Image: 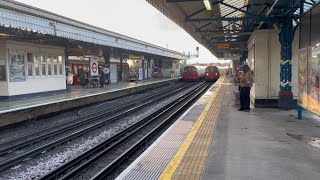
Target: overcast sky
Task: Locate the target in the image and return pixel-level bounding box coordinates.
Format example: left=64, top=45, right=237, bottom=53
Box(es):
left=15, top=0, right=221, bottom=63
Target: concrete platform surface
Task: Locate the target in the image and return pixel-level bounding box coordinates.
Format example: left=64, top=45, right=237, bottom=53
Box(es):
left=0, top=78, right=179, bottom=113
left=203, top=83, right=320, bottom=180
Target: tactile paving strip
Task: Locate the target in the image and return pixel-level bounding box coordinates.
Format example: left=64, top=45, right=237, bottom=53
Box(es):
left=171, top=83, right=225, bottom=180
left=116, top=79, right=224, bottom=180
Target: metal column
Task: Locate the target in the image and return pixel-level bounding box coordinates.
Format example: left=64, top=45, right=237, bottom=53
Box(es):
left=64, top=47, right=70, bottom=90
left=278, top=13, right=294, bottom=108
left=120, top=55, right=123, bottom=82
left=103, top=49, right=111, bottom=85
left=142, top=58, right=145, bottom=80
left=147, top=58, right=151, bottom=79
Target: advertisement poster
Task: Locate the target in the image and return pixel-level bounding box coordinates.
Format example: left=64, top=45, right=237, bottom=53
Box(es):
left=298, top=48, right=308, bottom=107
left=308, top=44, right=320, bottom=114
left=138, top=68, right=143, bottom=80
left=90, top=59, right=99, bottom=77
left=9, top=49, right=26, bottom=82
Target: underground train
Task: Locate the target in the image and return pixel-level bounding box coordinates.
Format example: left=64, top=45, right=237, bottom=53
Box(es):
left=182, top=65, right=206, bottom=81
left=204, top=66, right=220, bottom=81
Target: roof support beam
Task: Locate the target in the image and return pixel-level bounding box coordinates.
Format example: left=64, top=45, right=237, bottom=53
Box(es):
left=196, top=29, right=239, bottom=33
left=215, top=49, right=247, bottom=52
left=304, top=1, right=314, bottom=6
left=198, top=22, right=212, bottom=30
left=212, top=32, right=253, bottom=37
left=186, top=16, right=272, bottom=22
left=214, top=41, right=247, bottom=45
left=258, top=0, right=280, bottom=28
left=210, top=41, right=248, bottom=47
left=186, top=7, right=206, bottom=19
left=166, top=0, right=202, bottom=2
left=223, top=4, right=248, bottom=18
left=218, top=1, right=257, bottom=17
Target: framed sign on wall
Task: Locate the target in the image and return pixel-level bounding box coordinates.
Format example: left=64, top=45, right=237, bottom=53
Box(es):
left=9, top=49, right=26, bottom=82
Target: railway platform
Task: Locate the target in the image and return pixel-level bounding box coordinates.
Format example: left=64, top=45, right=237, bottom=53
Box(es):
left=0, top=78, right=180, bottom=127
left=117, top=77, right=320, bottom=180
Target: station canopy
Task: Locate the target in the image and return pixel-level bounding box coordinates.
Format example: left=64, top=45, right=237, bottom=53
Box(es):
left=147, top=0, right=320, bottom=60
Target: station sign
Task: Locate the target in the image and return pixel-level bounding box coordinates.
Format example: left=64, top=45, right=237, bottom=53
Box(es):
left=129, top=55, right=144, bottom=60
left=224, top=52, right=241, bottom=60
left=90, top=59, right=99, bottom=76
left=218, top=44, right=230, bottom=49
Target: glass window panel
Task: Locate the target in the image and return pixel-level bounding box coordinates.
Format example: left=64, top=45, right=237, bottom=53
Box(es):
left=300, top=11, right=311, bottom=48
left=59, top=64, right=63, bottom=75
left=0, top=66, right=6, bottom=81
left=28, top=63, right=33, bottom=77
left=53, top=57, right=58, bottom=63
left=54, top=64, right=58, bottom=75
left=311, top=3, right=320, bottom=46
left=40, top=56, right=45, bottom=63
left=27, top=53, right=33, bottom=63
left=47, top=57, right=52, bottom=76
left=41, top=64, right=46, bottom=76
left=35, top=63, right=40, bottom=76
left=34, top=56, right=39, bottom=63
left=58, top=56, right=63, bottom=63
left=53, top=57, right=58, bottom=75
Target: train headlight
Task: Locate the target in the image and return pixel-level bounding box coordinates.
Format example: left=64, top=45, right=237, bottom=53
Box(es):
left=206, top=73, right=209, bottom=75
left=215, top=73, right=217, bottom=75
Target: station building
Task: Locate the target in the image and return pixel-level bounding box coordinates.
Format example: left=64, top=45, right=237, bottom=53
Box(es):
left=0, top=40, right=65, bottom=97
left=0, top=0, right=186, bottom=98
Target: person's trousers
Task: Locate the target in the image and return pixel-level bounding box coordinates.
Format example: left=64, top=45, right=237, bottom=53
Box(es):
left=240, top=87, right=251, bottom=110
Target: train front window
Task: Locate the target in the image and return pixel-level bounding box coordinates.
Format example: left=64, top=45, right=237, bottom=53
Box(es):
left=184, top=66, right=196, bottom=73
left=206, top=67, right=219, bottom=74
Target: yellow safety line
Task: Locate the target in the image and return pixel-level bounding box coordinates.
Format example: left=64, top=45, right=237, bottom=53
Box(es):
left=159, top=77, right=225, bottom=180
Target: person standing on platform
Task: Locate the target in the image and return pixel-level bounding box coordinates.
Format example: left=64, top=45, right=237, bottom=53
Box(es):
left=239, top=64, right=254, bottom=112
left=103, top=66, right=110, bottom=85
left=99, top=68, right=105, bottom=88
left=171, top=67, right=175, bottom=78
left=78, top=67, right=85, bottom=88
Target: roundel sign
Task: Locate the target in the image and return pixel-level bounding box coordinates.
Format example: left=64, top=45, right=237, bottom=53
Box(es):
left=90, top=60, right=99, bottom=76
left=92, top=63, right=98, bottom=73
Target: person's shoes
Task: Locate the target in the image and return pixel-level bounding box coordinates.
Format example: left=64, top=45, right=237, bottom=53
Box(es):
left=238, top=108, right=244, bottom=111
left=244, top=109, right=250, bottom=112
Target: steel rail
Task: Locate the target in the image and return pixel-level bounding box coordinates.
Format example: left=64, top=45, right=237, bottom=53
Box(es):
left=91, top=82, right=211, bottom=180
left=0, top=82, right=195, bottom=172
left=40, top=82, right=209, bottom=180
left=0, top=82, right=191, bottom=157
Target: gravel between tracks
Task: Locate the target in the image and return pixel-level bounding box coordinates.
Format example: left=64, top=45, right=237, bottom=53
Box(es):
left=0, top=83, right=186, bottom=143
left=0, top=84, right=194, bottom=180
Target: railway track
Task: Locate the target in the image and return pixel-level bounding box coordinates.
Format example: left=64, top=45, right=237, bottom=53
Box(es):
left=0, top=82, right=195, bottom=172
left=39, top=82, right=212, bottom=180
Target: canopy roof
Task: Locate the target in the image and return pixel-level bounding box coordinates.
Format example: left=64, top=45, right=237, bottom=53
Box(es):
left=147, top=0, right=319, bottom=60
left=0, top=0, right=187, bottom=59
